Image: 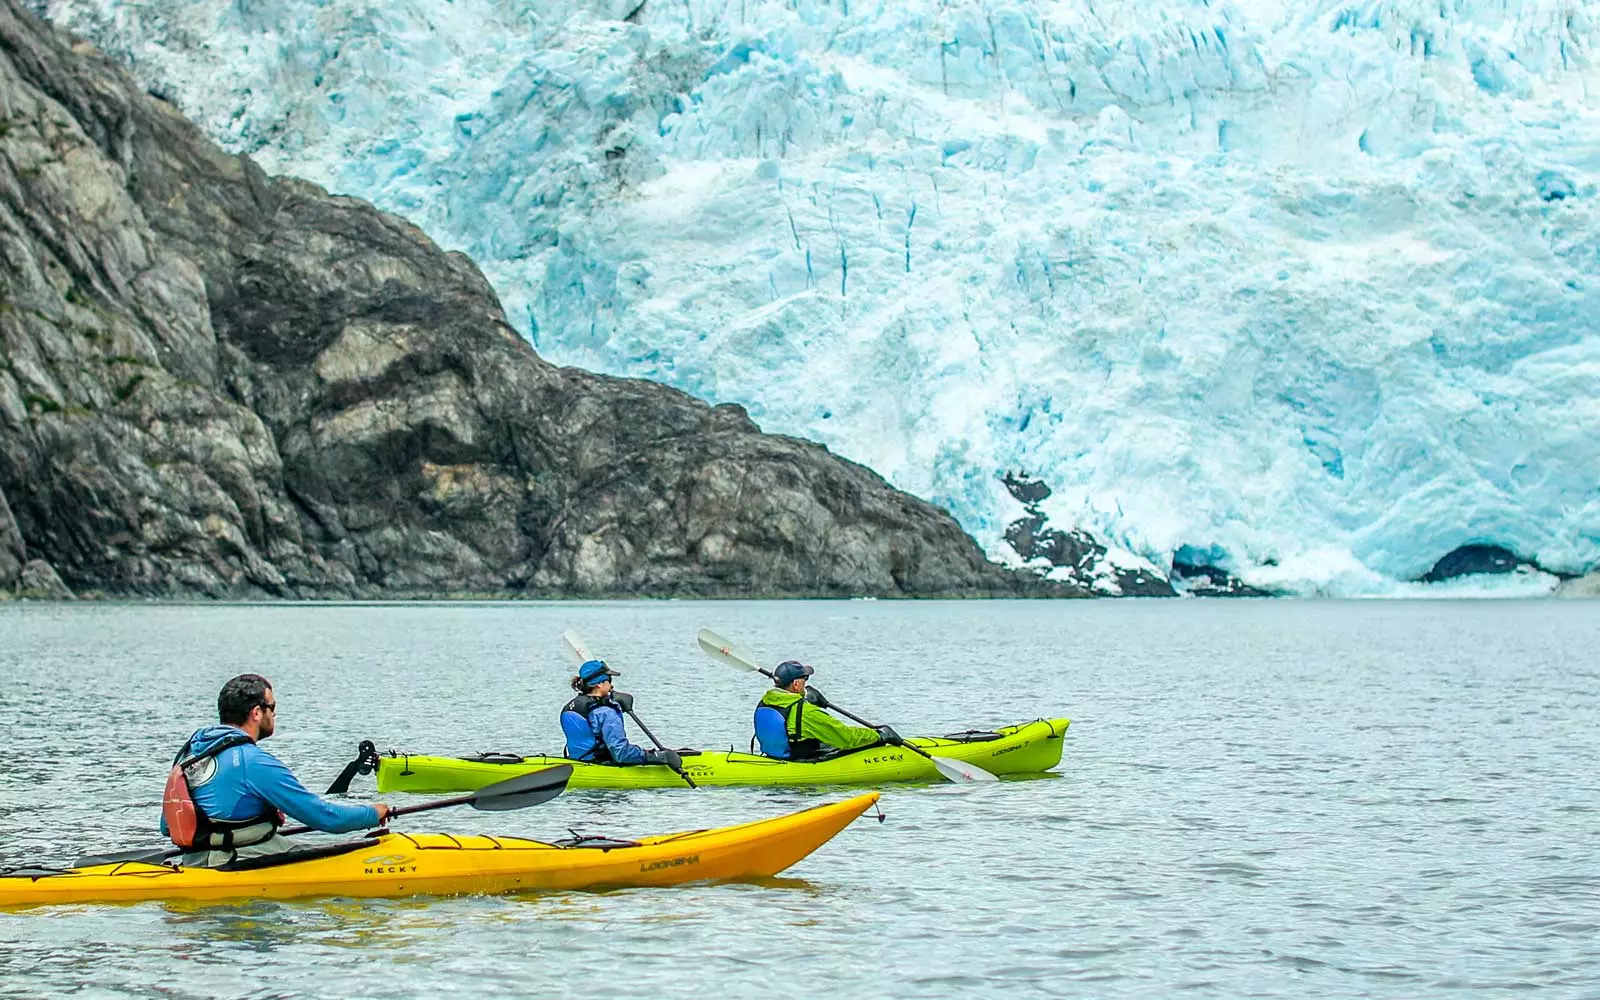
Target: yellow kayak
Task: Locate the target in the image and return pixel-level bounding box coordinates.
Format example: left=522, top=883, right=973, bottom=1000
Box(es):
left=368, top=719, right=1069, bottom=794
left=0, top=793, right=879, bottom=909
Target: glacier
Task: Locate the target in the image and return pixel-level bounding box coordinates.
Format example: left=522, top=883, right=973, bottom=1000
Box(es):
left=29, top=0, right=1600, bottom=594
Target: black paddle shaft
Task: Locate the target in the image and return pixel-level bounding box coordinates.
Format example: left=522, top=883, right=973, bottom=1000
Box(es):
left=760, top=669, right=881, bottom=727
left=625, top=710, right=697, bottom=789
left=803, top=685, right=877, bottom=728
left=626, top=711, right=670, bottom=751
left=704, top=632, right=986, bottom=780
left=277, top=791, right=475, bottom=836
left=795, top=681, right=939, bottom=766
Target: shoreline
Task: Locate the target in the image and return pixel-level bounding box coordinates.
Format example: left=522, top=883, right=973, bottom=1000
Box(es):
left=3, top=588, right=1594, bottom=605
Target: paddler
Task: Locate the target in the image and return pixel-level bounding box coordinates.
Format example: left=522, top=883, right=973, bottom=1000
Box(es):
left=753, top=660, right=904, bottom=760
left=161, top=674, right=390, bottom=867
left=560, top=659, right=683, bottom=771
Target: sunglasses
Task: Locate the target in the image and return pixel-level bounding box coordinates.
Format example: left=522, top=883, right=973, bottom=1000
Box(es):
left=259, top=700, right=277, bottom=713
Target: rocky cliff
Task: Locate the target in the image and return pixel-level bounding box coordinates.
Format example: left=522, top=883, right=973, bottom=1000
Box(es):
left=0, top=0, right=1061, bottom=599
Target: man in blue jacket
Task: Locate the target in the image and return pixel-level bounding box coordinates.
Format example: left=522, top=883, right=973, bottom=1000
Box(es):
left=560, top=659, right=681, bottom=770
left=162, top=674, right=390, bottom=867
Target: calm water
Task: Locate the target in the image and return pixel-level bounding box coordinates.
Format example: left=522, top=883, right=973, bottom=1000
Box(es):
left=1, top=599, right=1597, bottom=998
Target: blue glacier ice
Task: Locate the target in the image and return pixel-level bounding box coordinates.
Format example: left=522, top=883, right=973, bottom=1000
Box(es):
left=32, top=0, right=1600, bottom=594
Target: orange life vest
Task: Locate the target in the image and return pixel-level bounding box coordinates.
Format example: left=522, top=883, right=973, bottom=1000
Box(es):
left=162, top=732, right=276, bottom=850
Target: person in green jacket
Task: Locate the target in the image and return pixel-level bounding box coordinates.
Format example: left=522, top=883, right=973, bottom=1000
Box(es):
left=753, top=660, right=903, bottom=760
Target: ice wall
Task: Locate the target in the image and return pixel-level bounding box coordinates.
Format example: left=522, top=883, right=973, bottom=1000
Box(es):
left=33, top=0, right=1600, bottom=593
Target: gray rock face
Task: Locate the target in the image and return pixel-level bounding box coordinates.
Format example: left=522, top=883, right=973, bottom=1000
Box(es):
left=1168, top=559, right=1273, bottom=598
left=0, top=1, right=1044, bottom=598
left=17, top=556, right=70, bottom=597
left=1000, top=473, right=1173, bottom=597
left=0, top=485, right=24, bottom=587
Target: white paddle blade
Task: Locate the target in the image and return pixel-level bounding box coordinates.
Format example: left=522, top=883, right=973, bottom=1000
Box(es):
left=696, top=629, right=763, bottom=672
left=930, top=755, right=1000, bottom=783
left=563, top=629, right=593, bottom=664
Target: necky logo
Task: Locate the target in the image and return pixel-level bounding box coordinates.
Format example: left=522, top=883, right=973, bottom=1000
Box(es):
left=362, top=854, right=418, bottom=875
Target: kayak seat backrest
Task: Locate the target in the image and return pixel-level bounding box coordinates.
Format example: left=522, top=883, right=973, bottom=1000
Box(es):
left=753, top=705, right=790, bottom=759
left=561, top=710, right=601, bottom=762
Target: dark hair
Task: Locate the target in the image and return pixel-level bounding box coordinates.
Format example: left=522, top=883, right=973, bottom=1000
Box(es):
left=218, top=674, right=273, bottom=724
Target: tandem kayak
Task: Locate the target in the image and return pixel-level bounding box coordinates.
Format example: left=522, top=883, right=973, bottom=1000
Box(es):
left=357, top=718, right=1069, bottom=794
left=0, top=793, right=879, bottom=909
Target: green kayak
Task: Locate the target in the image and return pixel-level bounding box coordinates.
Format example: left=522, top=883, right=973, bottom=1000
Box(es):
left=348, top=718, right=1069, bottom=793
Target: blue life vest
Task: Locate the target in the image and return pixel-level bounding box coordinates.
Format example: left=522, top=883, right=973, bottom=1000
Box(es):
left=753, top=705, right=789, bottom=758
left=753, top=700, right=824, bottom=760
left=562, top=694, right=611, bottom=763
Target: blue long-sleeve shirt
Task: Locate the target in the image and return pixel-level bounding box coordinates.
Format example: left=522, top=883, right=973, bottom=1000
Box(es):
left=589, top=705, right=648, bottom=765
left=160, top=725, right=379, bottom=835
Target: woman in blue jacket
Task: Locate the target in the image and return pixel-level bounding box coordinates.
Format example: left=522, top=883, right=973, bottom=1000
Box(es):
left=560, top=659, right=680, bottom=769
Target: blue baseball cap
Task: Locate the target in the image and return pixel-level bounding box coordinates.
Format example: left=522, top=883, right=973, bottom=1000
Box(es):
left=578, top=659, right=619, bottom=687
left=773, top=660, right=813, bottom=686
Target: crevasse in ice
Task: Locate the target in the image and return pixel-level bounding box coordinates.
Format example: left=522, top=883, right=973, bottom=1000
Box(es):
left=32, top=0, right=1600, bottom=594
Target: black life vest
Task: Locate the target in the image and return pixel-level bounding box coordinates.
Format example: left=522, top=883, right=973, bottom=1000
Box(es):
left=163, top=731, right=282, bottom=851
left=561, top=694, right=618, bottom=763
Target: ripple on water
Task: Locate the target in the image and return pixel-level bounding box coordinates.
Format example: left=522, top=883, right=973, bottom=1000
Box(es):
left=1, top=599, right=1599, bottom=998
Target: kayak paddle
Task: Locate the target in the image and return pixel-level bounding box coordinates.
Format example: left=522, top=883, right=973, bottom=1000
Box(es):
left=325, top=739, right=380, bottom=795
left=72, top=764, right=573, bottom=868
left=562, top=629, right=697, bottom=788
left=695, top=628, right=999, bottom=784
left=283, top=762, right=572, bottom=832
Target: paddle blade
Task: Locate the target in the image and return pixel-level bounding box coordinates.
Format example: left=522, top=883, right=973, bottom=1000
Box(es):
left=468, top=763, right=573, bottom=812
left=562, top=629, right=593, bottom=665
left=928, top=755, right=1000, bottom=783
left=696, top=629, right=764, bottom=673
left=325, top=739, right=379, bottom=795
